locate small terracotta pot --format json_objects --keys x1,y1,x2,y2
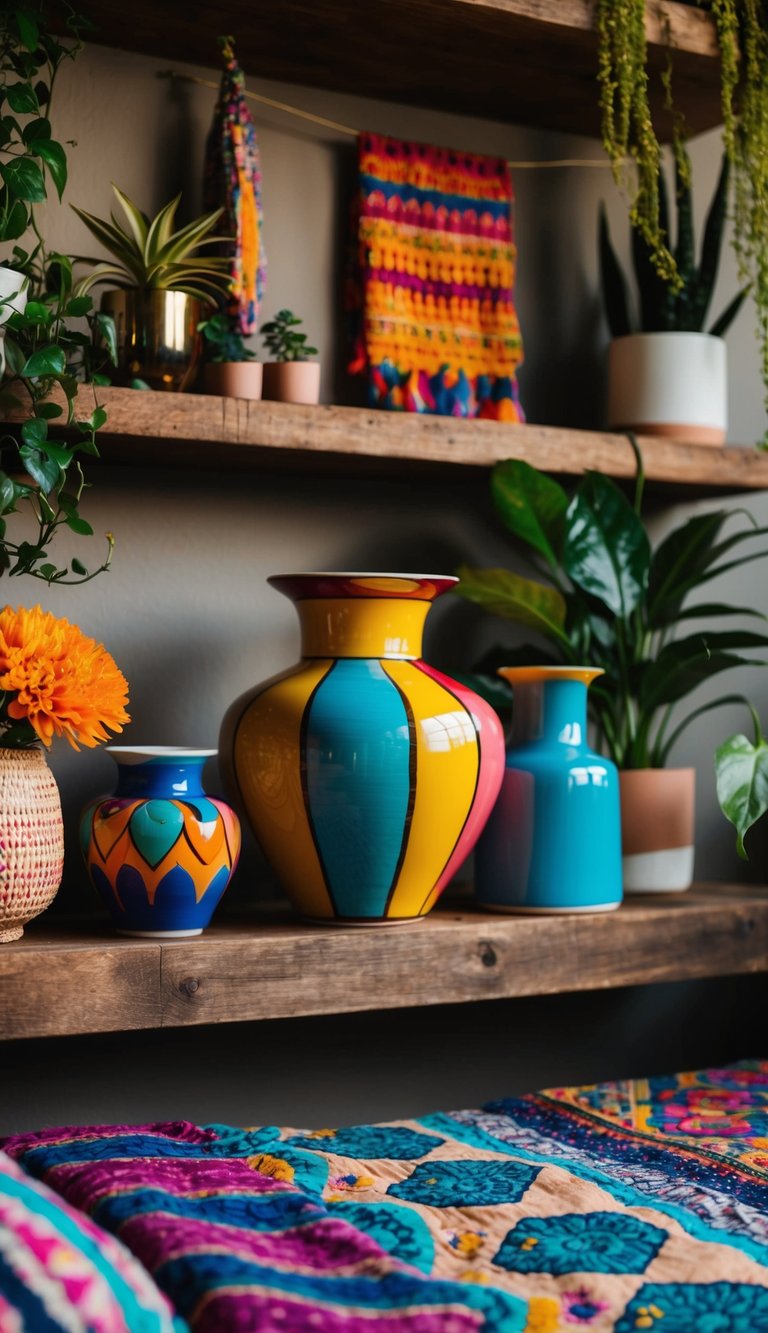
[
  {"x1": 262, "y1": 361, "x2": 320, "y2": 405},
  {"x1": 202, "y1": 361, "x2": 263, "y2": 400},
  {"x1": 620, "y1": 767, "x2": 695, "y2": 893}
]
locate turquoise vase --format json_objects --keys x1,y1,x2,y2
[{"x1": 475, "y1": 667, "x2": 622, "y2": 913}]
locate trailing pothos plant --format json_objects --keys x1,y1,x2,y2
[
  {"x1": 0, "y1": 1, "x2": 116, "y2": 584},
  {"x1": 456, "y1": 447, "x2": 768, "y2": 770}
]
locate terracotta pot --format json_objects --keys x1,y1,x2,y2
[
  {"x1": 202, "y1": 361, "x2": 263, "y2": 400},
  {"x1": 0, "y1": 748, "x2": 64, "y2": 943},
  {"x1": 607, "y1": 332, "x2": 727, "y2": 446},
  {"x1": 620, "y1": 767, "x2": 695, "y2": 893},
  {"x1": 262, "y1": 361, "x2": 320, "y2": 404},
  {"x1": 100, "y1": 289, "x2": 206, "y2": 392}
]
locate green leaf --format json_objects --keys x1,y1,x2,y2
[
  {"x1": 95, "y1": 310, "x2": 117, "y2": 365},
  {"x1": 23, "y1": 300, "x2": 54, "y2": 325},
  {"x1": 18, "y1": 445, "x2": 61, "y2": 493},
  {"x1": 65, "y1": 513, "x2": 94, "y2": 536},
  {"x1": 70, "y1": 557, "x2": 87, "y2": 575},
  {"x1": 454, "y1": 564, "x2": 571, "y2": 645},
  {"x1": 715, "y1": 727, "x2": 768, "y2": 860},
  {"x1": 22, "y1": 116, "x2": 51, "y2": 145},
  {"x1": 0, "y1": 156, "x2": 45, "y2": 202},
  {"x1": 20, "y1": 416, "x2": 47, "y2": 447},
  {"x1": 1, "y1": 197, "x2": 29, "y2": 240},
  {"x1": 490, "y1": 459, "x2": 569, "y2": 571},
  {"x1": 2, "y1": 333, "x2": 25, "y2": 376},
  {"x1": 111, "y1": 183, "x2": 150, "y2": 252},
  {"x1": 563, "y1": 471, "x2": 651, "y2": 618},
  {"x1": 4, "y1": 82, "x2": 38, "y2": 114},
  {"x1": 36, "y1": 138, "x2": 67, "y2": 199},
  {"x1": 38, "y1": 440, "x2": 74, "y2": 467},
  {"x1": 14, "y1": 9, "x2": 40, "y2": 50},
  {"x1": 35, "y1": 402, "x2": 64, "y2": 420},
  {"x1": 20, "y1": 345, "x2": 66, "y2": 378},
  {"x1": 64, "y1": 295, "x2": 93, "y2": 317},
  {"x1": 640, "y1": 630, "x2": 768, "y2": 713},
  {"x1": 598, "y1": 204, "x2": 632, "y2": 337},
  {"x1": 89, "y1": 406, "x2": 107, "y2": 430}
]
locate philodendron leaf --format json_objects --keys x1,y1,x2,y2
[
  {"x1": 455, "y1": 564, "x2": 570, "y2": 644},
  {"x1": 21, "y1": 345, "x2": 66, "y2": 378},
  {"x1": 715, "y1": 728, "x2": 768, "y2": 859},
  {"x1": 491, "y1": 459, "x2": 569, "y2": 571},
  {"x1": 563, "y1": 471, "x2": 650, "y2": 618}
]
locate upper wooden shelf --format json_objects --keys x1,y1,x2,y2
[
  {"x1": 76, "y1": 0, "x2": 723, "y2": 140},
  {"x1": 1, "y1": 885, "x2": 766, "y2": 1041},
  {"x1": 29, "y1": 385, "x2": 768, "y2": 494}
]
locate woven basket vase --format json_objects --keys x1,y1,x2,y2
[{"x1": 0, "y1": 748, "x2": 64, "y2": 943}]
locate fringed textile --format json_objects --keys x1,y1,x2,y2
[{"x1": 349, "y1": 131, "x2": 524, "y2": 419}]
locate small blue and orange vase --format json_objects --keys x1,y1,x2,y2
[
  {"x1": 220, "y1": 573, "x2": 505, "y2": 925},
  {"x1": 475, "y1": 667, "x2": 622, "y2": 913},
  {"x1": 80, "y1": 747, "x2": 241, "y2": 937}
]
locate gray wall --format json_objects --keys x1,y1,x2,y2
[{"x1": 2, "y1": 43, "x2": 767, "y2": 1132}]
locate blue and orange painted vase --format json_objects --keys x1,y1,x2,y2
[
  {"x1": 475, "y1": 667, "x2": 622, "y2": 913},
  {"x1": 80, "y1": 747, "x2": 241, "y2": 937},
  {"x1": 220, "y1": 573, "x2": 505, "y2": 925}
]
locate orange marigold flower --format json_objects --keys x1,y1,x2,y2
[{"x1": 0, "y1": 605, "x2": 130, "y2": 750}]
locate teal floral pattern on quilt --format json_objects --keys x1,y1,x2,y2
[{"x1": 4, "y1": 1061, "x2": 768, "y2": 1331}]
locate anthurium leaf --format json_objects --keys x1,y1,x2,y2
[
  {"x1": 640, "y1": 630, "x2": 768, "y2": 712},
  {"x1": 0, "y1": 156, "x2": 45, "y2": 202},
  {"x1": 715, "y1": 728, "x2": 768, "y2": 859},
  {"x1": 455, "y1": 564, "x2": 570, "y2": 644},
  {"x1": 490, "y1": 459, "x2": 568, "y2": 570},
  {"x1": 20, "y1": 344, "x2": 66, "y2": 377},
  {"x1": 563, "y1": 471, "x2": 650, "y2": 617}
]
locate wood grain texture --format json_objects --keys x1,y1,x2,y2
[
  {"x1": 2, "y1": 886, "x2": 767, "y2": 1039},
  {"x1": 10, "y1": 386, "x2": 768, "y2": 492},
  {"x1": 73, "y1": 0, "x2": 722, "y2": 139}
]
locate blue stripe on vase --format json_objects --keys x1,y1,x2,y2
[{"x1": 304, "y1": 659, "x2": 412, "y2": 918}]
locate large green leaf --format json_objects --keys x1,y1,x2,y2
[
  {"x1": 455, "y1": 564, "x2": 570, "y2": 644},
  {"x1": 4, "y1": 81, "x2": 38, "y2": 114},
  {"x1": 1, "y1": 156, "x2": 45, "y2": 202},
  {"x1": 21, "y1": 345, "x2": 66, "y2": 378},
  {"x1": 715, "y1": 726, "x2": 768, "y2": 859},
  {"x1": 639, "y1": 629, "x2": 768, "y2": 712},
  {"x1": 491, "y1": 459, "x2": 568, "y2": 571},
  {"x1": 563, "y1": 471, "x2": 650, "y2": 618},
  {"x1": 648, "y1": 510, "x2": 768, "y2": 626},
  {"x1": 36, "y1": 138, "x2": 67, "y2": 199},
  {"x1": 18, "y1": 444, "x2": 61, "y2": 493}
]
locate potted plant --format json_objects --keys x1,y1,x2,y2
[
  {"x1": 596, "y1": 0, "x2": 768, "y2": 442},
  {"x1": 600, "y1": 149, "x2": 748, "y2": 445},
  {"x1": 198, "y1": 310, "x2": 262, "y2": 400},
  {"x1": 260, "y1": 308, "x2": 320, "y2": 404},
  {"x1": 0, "y1": 1, "x2": 116, "y2": 585},
  {"x1": 456, "y1": 450, "x2": 768, "y2": 892},
  {"x1": 72, "y1": 186, "x2": 231, "y2": 391}
]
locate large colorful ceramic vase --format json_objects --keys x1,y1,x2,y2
[
  {"x1": 220, "y1": 573, "x2": 505, "y2": 924},
  {"x1": 475, "y1": 667, "x2": 622, "y2": 913},
  {"x1": 80, "y1": 747, "x2": 241, "y2": 937}
]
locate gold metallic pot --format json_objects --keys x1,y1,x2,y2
[{"x1": 100, "y1": 289, "x2": 207, "y2": 392}]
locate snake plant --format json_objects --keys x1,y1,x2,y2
[
  {"x1": 72, "y1": 186, "x2": 230, "y2": 303},
  {"x1": 599, "y1": 149, "x2": 748, "y2": 338}
]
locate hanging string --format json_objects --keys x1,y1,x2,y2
[{"x1": 157, "y1": 68, "x2": 618, "y2": 169}]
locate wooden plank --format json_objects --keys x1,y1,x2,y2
[
  {"x1": 10, "y1": 386, "x2": 768, "y2": 493},
  {"x1": 73, "y1": 0, "x2": 722, "y2": 140},
  {"x1": 0, "y1": 931, "x2": 162, "y2": 1039},
  {"x1": 2, "y1": 886, "x2": 767, "y2": 1039}
]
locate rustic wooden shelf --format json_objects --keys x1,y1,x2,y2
[
  {"x1": 76, "y1": 0, "x2": 722, "y2": 141},
  {"x1": 2, "y1": 885, "x2": 766, "y2": 1041},
  {"x1": 17, "y1": 385, "x2": 768, "y2": 493}
]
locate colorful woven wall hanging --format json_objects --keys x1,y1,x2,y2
[
  {"x1": 349, "y1": 132, "x2": 524, "y2": 419},
  {"x1": 203, "y1": 36, "x2": 266, "y2": 334}
]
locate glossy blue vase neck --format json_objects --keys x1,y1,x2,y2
[
  {"x1": 112, "y1": 758, "x2": 207, "y2": 799},
  {"x1": 510, "y1": 679, "x2": 588, "y2": 748}
]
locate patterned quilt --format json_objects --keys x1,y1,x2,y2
[{"x1": 4, "y1": 1060, "x2": 768, "y2": 1331}]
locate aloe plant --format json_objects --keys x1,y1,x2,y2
[
  {"x1": 599, "y1": 150, "x2": 748, "y2": 338},
  {"x1": 72, "y1": 186, "x2": 230, "y2": 303},
  {"x1": 456, "y1": 451, "x2": 768, "y2": 771}
]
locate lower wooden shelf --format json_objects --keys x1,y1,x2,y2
[{"x1": 1, "y1": 884, "x2": 766, "y2": 1041}]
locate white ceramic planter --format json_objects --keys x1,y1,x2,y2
[{"x1": 607, "y1": 332, "x2": 727, "y2": 446}]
